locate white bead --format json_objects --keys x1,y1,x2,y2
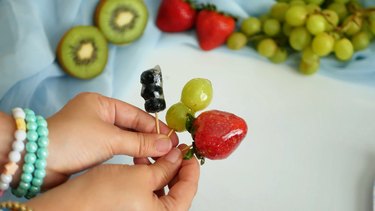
[
  {"x1": 0, "y1": 181, "x2": 9, "y2": 190},
  {"x1": 12, "y1": 140, "x2": 25, "y2": 152},
  {"x1": 14, "y1": 130, "x2": 26, "y2": 141},
  {"x1": 12, "y1": 108, "x2": 25, "y2": 119},
  {"x1": 1, "y1": 174, "x2": 12, "y2": 184},
  {"x1": 8, "y1": 151, "x2": 21, "y2": 163}
]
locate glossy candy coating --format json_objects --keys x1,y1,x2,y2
[
  {"x1": 140, "y1": 65, "x2": 166, "y2": 113},
  {"x1": 191, "y1": 110, "x2": 247, "y2": 160}
]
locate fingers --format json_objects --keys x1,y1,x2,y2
[
  {"x1": 110, "y1": 128, "x2": 174, "y2": 157},
  {"x1": 100, "y1": 95, "x2": 179, "y2": 146},
  {"x1": 160, "y1": 147, "x2": 200, "y2": 211},
  {"x1": 133, "y1": 157, "x2": 152, "y2": 165},
  {"x1": 149, "y1": 148, "x2": 182, "y2": 191}
]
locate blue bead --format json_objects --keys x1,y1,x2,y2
[
  {"x1": 26, "y1": 142, "x2": 38, "y2": 153},
  {"x1": 26, "y1": 131, "x2": 38, "y2": 142},
  {"x1": 36, "y1": 148, "x2": 48, "y2": 159},
  {"x1": 37, "y1": 137, "x2": 49, "y2": 148},
  {"x1": 23, "y1": 163, "x2": 35, "y2": 173},
  {"x1": 37, "y1": 127, "x2": 49, "y2": 137}
]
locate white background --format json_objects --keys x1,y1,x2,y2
[{"x1": 121, "y1": 38, "x2": 375, "y2": 211}]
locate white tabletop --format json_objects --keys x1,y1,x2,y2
[{"x1": 119, "y1": 37, "x2": 375, "y2": 211}]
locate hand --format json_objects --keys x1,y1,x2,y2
[
  {"x1": 31, "y1": 92, "x2": 179, "y2": 189},
  {"x1": 25, "y1": 145, "x2": 200, "y2": 211}
]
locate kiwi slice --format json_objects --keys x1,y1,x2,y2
[
  {"x1": 57, "y1": 26, "x2": 108, "y2": 79},
  {"x1": 95, "y1": 0, "x2": 148, "y2": 45}
]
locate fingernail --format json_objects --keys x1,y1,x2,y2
[
  {"x1": 165, "y1": 148, "x2": 181, "y2": 163},
  {"x1": 155, "y1": 138, "x2": 172, "y2": 153}
]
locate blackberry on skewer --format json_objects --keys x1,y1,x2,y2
[{"x1": 141, "y1": 65, "x2": 166, "y2": 134}]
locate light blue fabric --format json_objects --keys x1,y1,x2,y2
[{"x1": 0, "y1": 0, "x2": 375, "y2": 118}]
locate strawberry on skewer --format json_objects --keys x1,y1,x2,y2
[{"x1": 185, "y1": 110, "x2": 248, "y2": 165}]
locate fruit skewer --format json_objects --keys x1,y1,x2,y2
[{"x1": 167, "y1": 129, "x2": 174, "y2": 137}]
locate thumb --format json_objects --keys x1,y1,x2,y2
[{"x1": 150, "y1": 148, "x2": 182, "y2": 191}]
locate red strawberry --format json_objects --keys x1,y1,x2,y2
[
  {"x1": 185, "y1": 110, "x2": 247, "y2": 163},
  {"x1": 156, "y1": 0, "x2": 197, "y2": 32},
  {"x1": 196, "y1": 6, "x2": 236, "y2": 51}
]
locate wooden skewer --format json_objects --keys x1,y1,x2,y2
[
  {"x1": 167, "y1": 129, "x2": 174, "y2": 137},
  {"x1": 155, "y1": 112, "x2": 160, "y2": 134},
  {"x1": 181, "y1": 144, "x2": 193, "y2": 152}
]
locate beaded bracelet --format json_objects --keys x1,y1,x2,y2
[
  {"x1": 0, "y1": 201, "x2": 33, "y2": 211},
  {"x1": 26, "y1": 115, "x2": 48, "y2": 199},
  {"x1": 0, "y1": 108, "x2": 27, "y2": 197},
  {"x1": 12, "y1": 109, "x2": 49, "y2": 199}
]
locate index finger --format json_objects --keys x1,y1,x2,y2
[{"x1": 100, "y1": 95, "x2": 178, "y2": 142}]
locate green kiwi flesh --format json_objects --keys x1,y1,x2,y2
[
  {"x1": 96, "y1": 0, "x2": 148, "y2": 44},
  {"x1": 57, "y1": 26, "x2": 108, "y2": 79}
]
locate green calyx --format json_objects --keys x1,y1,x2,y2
[
  {"x1": 183, "y1": 142, "x2": 205, "y2": 165},
  {"x1": 184, "y1": 0, "x2": 198, "y2": 10},
  {"x1": 198, "y1": 3, "x2": 217, "y2": 11},
  {"x1": 185, "y1": 113, "x2": 196, "y2": 134},
  {"x1": 197, "y1": 3, "x2": 238, "y2": 21}
]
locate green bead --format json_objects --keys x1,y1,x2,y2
[
  {"x1": 24, "y1": 109, "x2": 35, "y2": 116},
  {"x1": 31, "y1": 178, "x2": 43, "y2": 186},
  {"x1": 26, "y1": 142, "x2": 38, "y2": 153},
  {"x1": 36, "y1": 115, "x2": 44, "y2": 122},
  {"x1": 34, "y1": 169, "x2": 46, "y2": 179},
  {"x1": 25, "y1": 186, "x2": 40, "y2": 199},
  {"x1": 19, "y1": 181, "x2": 31, "y2": 190},
  {"x1": 24, "y1": 153, "x2": 37, "y2": 164},
  {"x1": 37, "y1": 137, "x2": 49, "y2": 148},
  {"x1": 36, "y1": 148, "x2": 48, "y2": 159},
  {"x1": 26, "y1": 122, "x2": 37, "y2": 131},
  {"x1": 36, "y1": 118, "x2": 47, "y2": 127},
  {"x1": 37, "y1": 127, "x2": 48, "y2": 137},
  {"x1": 25, "y1": 192, "x2": 37, "y2": 199},
  {"x1": 21, "y1": 173, "x2": 33, "y2": 183},
  {"x1": 12, "y1": 187, "x2": 27, "y2": 197},
  {"x1": 35, "y1": 159, "x2": 47, "y2": 169},
  {"x1": 25, "y1": 114, "x2": 36, "y2": 122},
  {"x1": 26, "y1": 131, "x2": 38, "y2": 142},
  {"x1": 29, "y1": 186, "x2": 40, "y2": 192},
  {"x1": 22, "y1": 163, "x2": 35, "y2": 174}
]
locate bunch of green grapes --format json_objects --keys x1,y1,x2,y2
[{"x1": 226, "y1": 0, "x2": 375, "y2": 75}]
